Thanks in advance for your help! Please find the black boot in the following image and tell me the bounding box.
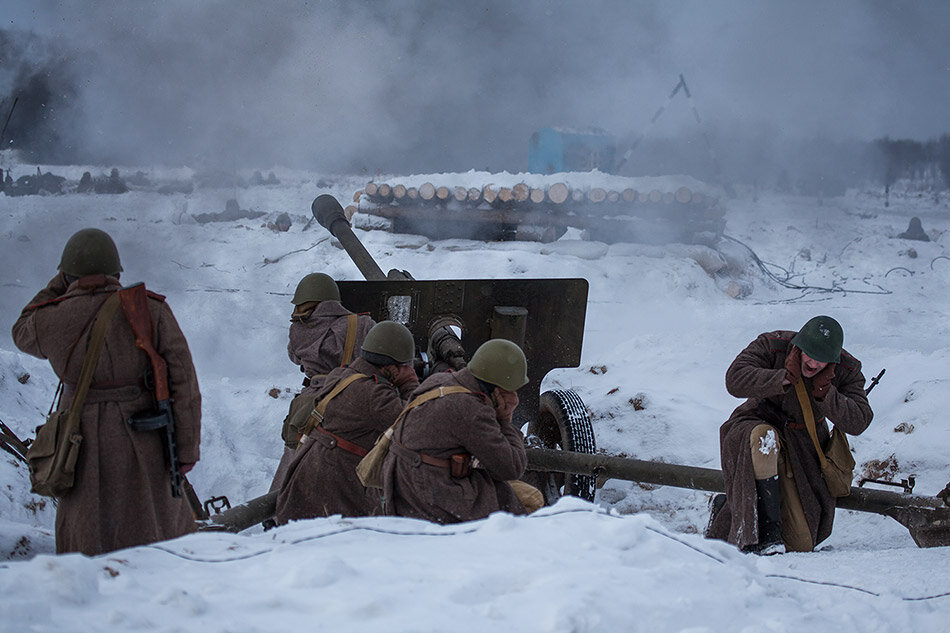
[750,475,784,555]
[704,493,727,538]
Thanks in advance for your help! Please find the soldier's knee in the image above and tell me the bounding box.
[749,424,780,479]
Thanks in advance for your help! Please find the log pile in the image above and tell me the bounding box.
[352,179,723,244]
[359,181,713,209]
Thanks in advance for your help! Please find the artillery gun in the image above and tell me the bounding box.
[203,195,950,549]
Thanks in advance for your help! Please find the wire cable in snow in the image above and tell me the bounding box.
[884,267,914,278]
[721,234,892,298]
[141,508,950,602]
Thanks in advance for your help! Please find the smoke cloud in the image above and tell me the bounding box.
[2,1,949,179]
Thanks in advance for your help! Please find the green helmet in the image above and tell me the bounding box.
[361,321,415,365]
[292,272,340,305]
[791,315,843,364]
[468,339,529,391]
[58,228,123,277]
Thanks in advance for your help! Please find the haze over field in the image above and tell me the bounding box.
[2,1,949,180]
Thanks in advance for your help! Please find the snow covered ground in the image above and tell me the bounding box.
[0,167,948,632]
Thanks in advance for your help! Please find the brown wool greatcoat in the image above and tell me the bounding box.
[706,331,872,551]
[270,301,375,491]
[381,368,528,524]
[274,358,418,523]
[288,300,375,396]
[12,273,201,556]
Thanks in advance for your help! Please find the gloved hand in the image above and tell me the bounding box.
[811,363,836,400]
[784,346,802,387]
[492,388,519,423]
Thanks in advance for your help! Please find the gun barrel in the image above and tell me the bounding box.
[526,448,950,547]
[203,449,949,547]
[205,490,278,533]
[527,448,725,492]
[312,195,387,281]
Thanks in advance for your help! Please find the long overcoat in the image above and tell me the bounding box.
[270,301,375,490]
[275,358,417,522]
[706,331,872,550]
[381,368,528,524]
[12,273,201,556]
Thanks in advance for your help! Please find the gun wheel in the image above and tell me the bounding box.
[526,389,597,503]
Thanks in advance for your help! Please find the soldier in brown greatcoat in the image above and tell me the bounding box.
[382,339,535,524]
[705,316,872,554]
[269,273,375,492]
[275,321,419,523]
[12,228,201,556]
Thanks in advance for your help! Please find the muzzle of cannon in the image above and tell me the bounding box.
[313,194,389,281]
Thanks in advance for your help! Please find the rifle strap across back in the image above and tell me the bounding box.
[795,378,828,470]
[63,292,121,436]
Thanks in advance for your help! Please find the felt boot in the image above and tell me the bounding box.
[749,475,784,555]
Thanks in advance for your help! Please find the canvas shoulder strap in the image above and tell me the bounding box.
[299,372,368,439]
[794,378,828,470]
[382,384,476,438]
[340,313,359,366]
[64,292,121,434]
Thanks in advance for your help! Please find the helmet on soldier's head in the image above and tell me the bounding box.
[292,272,340,305]
[58,228,123,277]
[467,339,529,392]
[791,315,843,364]
[361,321,415,365]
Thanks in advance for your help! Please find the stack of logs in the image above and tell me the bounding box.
[356,181,710,210]
[346,180,723,244]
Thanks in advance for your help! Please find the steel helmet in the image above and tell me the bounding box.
[791,315,843,364]
[292,272,340,305]
[58,228,123,277]
[467,339,529,391]
[361,320,415,365]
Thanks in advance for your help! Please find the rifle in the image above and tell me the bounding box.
[0,419,29,464]
[118,283,183,498]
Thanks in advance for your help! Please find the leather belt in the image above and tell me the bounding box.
[314,426,368,458]
[390,438,451,468]
[63,379,146,403]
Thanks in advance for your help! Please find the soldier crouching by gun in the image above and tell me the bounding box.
[12,228,202,556]
[705,316,873,554]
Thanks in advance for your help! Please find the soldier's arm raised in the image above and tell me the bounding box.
[457,403,526,481]
[11,273,70,359]
[816,363,873,436]
[725,333,787,399]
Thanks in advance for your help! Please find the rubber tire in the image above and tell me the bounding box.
[527,389,597,502]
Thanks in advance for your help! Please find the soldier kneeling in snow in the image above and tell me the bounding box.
[706,316,873,554]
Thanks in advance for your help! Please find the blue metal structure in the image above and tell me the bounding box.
[529,127,617,175]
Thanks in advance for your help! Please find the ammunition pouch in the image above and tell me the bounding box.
[450,453,474,479]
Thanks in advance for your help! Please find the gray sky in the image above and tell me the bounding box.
[3,1,949,174]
